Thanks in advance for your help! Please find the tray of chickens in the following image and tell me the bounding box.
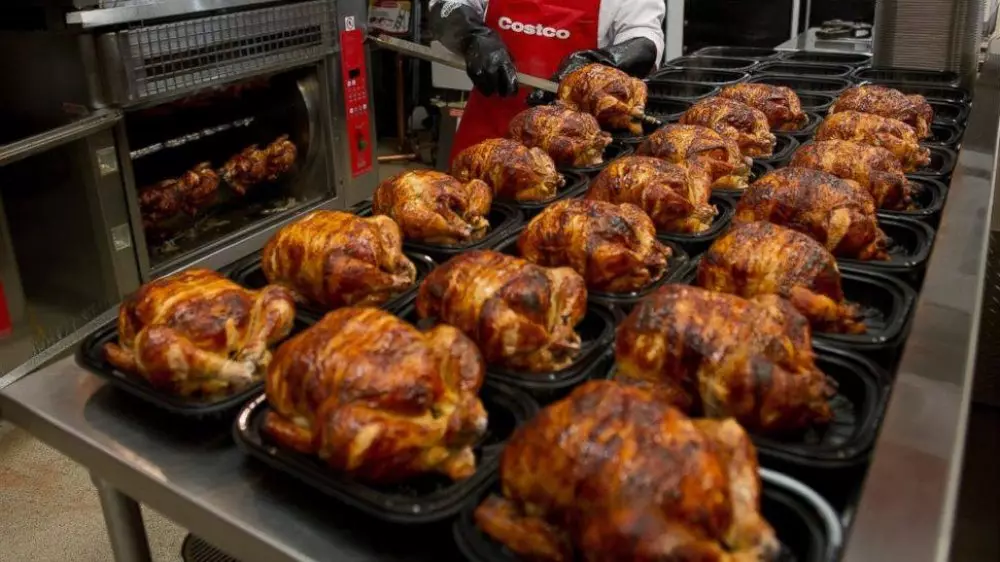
[779,50,872,67]
[754,61,856,79]
[665,55,760,73]
[452,381,844,562]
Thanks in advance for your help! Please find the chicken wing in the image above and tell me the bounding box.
[719,83,808,131]
[830,85,934,138]
[789,139,913,210]
[373,170,492,244]
[451,138,564,202]
[816,110,930,171]
[509,105,613,168]
[557,64,648,134]
[680,97,777,157]
[636,124,752,190]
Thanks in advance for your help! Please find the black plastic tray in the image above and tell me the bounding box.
[839,217,936,281]
[648,67,749,85]
[226,250,436,316]
[665,55,759,72]
[453,470,842,562]
[860,80,971,104]
[645,80,720,101]
[756,134,800,167]
[78,316,309,418]
[644,97,693,122]
[747,74,853,96]
[797,92,837,113]
[783,112,823,140]
[780,51,872,67]
[656,195,735,256]
[354,201,525,263]
[692,45,781,61]
[924,122,963,148]
[852,67,961,87]
[714,160,772,201]
[909,146,957,180]
[755,61,855,78]
[877,176,947,223]
[557,141,633,176]
[930,100,970,126]
[233,382,539,524]
[504,171,589,217]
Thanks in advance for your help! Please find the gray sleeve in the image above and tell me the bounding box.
[610,0,666,64]
[428,0,489,53]
[428,0,487,19]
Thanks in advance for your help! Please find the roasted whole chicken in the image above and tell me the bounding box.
[698,221,865,334]
[830,85,934,138]
[816,110,930,172]
[586,156,717,233]
[517,199,673,293]
[220,134,298,194]
[451,138,564,202]
[261,210,417,310]
[557,64,648,134]
[373,170,492,244]
[789,139,913,210]
[719,83,808,131]
[636,124,752,190]
[103,269,296,396]
[508,105,613,168]
[416,251,587,372]
[615,285,833,432]
[264,307,488,483]
[680,97,777,157]
[138,162,220,229]
[475,380,781,561]
[735,168,889,261]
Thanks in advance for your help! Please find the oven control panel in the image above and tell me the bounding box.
[340,26,373,177]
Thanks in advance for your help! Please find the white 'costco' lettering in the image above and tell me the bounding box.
[498,16,571,39]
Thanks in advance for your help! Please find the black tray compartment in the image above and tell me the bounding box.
[646,80,720,101]
[780,51,872,67]
[645,97,694,123]
[877,176,947,225]
[852,67,961,87]
[924,122,963,148]
[234,382,539,524]
[648,68,749,85]
[504,171,589,218]
[839,217,936,285]
[797,92,837,113]
[860,80,971,104]
[656,195,735,257]
[783,112,823,140]
[453,470,843,562]
[714,160,772,201]
[692,45,781,61]
[666,55,759,72]
[755,61,855,78]
[747,74,853,96]
[909,146,957,180]
[930,100,970,126]
[557,141,633,176]
[756,134,800,167]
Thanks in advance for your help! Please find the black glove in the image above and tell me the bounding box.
[430,2,519,97]
[526,37,659,106]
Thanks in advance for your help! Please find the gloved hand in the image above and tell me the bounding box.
[526,37,659,106]
[430,2,519,97]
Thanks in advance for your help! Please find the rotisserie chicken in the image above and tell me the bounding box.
[103,268,296,396]
[815,110,930,172]
[830,85,934,139]
[138,162,220,229]
[586,156,717,233]
[698,221,865,334]
[373,170,492,245]
[451,138,564,202]
[557,63,648,135]
[680,97,777,157]
[636,124,752,190]
[475,380,781,561]
[517,199,673,293]
[264,307,488,483]
[615,285,833,432]
[735,167,889,260]
[220,134,298,194]
[416,251,587,372]
[719,83,808,131]
[508,105,613,168]
[789,139,913,210]
[261,210,417,310]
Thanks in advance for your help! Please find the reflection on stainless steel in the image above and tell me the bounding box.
[0,109,122,167]
[775,29,872,54]
[67,0,289,29]
[130,117,255,160]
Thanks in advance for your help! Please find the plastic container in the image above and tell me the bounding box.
[877,177,947,224]
[909,146,957,180]
[783,112,823,140]
[644,97,693,122]
[353,201,524,263]
[930,100,970,126]
[646,80,720,101]
[713,160,772,201]
[746,74,853,96]
[860,80,971,104]
[656,195,735,257]
[851,67,961,87]
[839,217,936,283]
[797,92,837,113]
[648,68,749,86]
[233,382,539,524]
[692,45,781,61]
[754,61,855,78]
[756,134,800,167]
[226,250,436,316]
[780,50,872,67]
[557,141,633,176]
[924,122,963,148]
[665,55,759,72]
[453,469,843,562]
[504,171,589,218]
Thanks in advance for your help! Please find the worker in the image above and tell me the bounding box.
[430,0,665,161]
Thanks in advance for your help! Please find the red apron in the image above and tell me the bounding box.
[449,0,601,162]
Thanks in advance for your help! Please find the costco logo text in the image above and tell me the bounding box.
[498,17,571,39]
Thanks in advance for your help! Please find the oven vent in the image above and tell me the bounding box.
[97,0,335,105]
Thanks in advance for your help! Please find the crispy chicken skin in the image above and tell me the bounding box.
[816,111,931,172]
[557,64,648,135]
[261,210,417,310]
[735,168,890,261]
[636,124,752,190]
[103,269,295,396]
[789,139,913,210]
[373,170,492,245]
[586,156,718,233]
[139,162,220,228]
[509,105,613,168]
[475,380,781,562]
[680,97,777,158]
[615,286,833,433]
[518,199,673,293]
[719,83,808,131]
[264,307,488,483]
[220,134,297,194]
[698,221,865,334]
[451,138,564,202]
[831,85,934,138]
[416,251,587,372]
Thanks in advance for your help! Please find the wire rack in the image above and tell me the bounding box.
[104,0,336,104]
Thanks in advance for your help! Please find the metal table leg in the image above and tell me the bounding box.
[92,476,153,562]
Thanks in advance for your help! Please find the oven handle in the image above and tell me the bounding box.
[0,109,122,168]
